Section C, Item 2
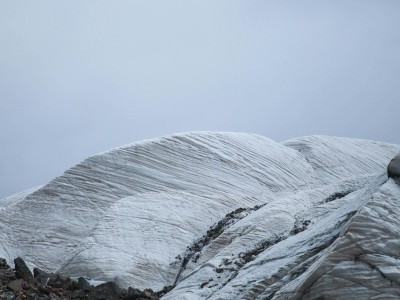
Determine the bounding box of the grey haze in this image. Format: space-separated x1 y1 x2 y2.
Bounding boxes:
1 0 399 198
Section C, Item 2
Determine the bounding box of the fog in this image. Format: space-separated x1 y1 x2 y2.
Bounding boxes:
1 1 399 198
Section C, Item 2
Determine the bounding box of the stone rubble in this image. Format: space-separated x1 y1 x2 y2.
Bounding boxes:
0 257 161 300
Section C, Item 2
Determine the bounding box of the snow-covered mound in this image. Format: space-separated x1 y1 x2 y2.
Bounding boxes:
1 132 399 299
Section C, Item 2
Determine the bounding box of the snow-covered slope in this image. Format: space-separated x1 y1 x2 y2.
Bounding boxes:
1 132 399 299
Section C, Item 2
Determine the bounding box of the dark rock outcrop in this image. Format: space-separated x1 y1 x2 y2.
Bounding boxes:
14 257 34 283
86 281 122 300
77 277 92 291
33 267 57 285
0 257 162 300
388 154 400 179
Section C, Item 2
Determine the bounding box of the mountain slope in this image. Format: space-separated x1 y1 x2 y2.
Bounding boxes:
0 132 399 299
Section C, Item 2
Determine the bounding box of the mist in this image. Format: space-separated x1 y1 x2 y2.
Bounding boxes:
1 1 399 198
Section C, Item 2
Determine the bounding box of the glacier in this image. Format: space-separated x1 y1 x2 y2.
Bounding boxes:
1 132 399 299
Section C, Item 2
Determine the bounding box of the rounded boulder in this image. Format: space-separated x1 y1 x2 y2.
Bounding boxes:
388 154 400 179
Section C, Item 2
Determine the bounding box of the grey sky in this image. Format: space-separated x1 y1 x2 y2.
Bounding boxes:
1 1 400 198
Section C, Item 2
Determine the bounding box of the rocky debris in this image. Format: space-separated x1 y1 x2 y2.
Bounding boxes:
126 287 159 300
290 219 311 235
7 278 25 293
388 154 400 179
0 258 10 270
155 285 174 298
85 281 121 300
173 204 266 285
34 267 57 285
324 190 354 203
0 257 161 300
238 236 285 265
47 274 78 291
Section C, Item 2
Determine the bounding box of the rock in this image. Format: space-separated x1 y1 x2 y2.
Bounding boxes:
13 257 34 283
0 258 10 269
125 287 160 300
0 291 16 300
127 287 142 299
0 269 16 281
47 274 77 290
142 289 159 300
77 277 92 291
7 279 25 293
87 281 122 300
388 154 400 179
156 285 174 298
37 284 51 295
33 267 57 285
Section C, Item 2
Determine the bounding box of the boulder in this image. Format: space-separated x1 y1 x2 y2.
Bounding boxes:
142 289 159 300
33 267 57 285
87 281 122 300
14 257 34 283
7 279 25 293
125 287 159 300
127 287 142 300
47 274 78 290
0 258 10 269
77 277 92 291
388 154 400 179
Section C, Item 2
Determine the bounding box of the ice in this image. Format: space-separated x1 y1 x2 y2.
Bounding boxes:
0 132 399 299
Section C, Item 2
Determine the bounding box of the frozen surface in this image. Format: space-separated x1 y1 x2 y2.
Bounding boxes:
0 132 399 299
284 179 400 299
0 185 41 210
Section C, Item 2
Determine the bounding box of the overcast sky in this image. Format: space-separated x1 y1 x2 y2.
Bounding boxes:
1 1 400 198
